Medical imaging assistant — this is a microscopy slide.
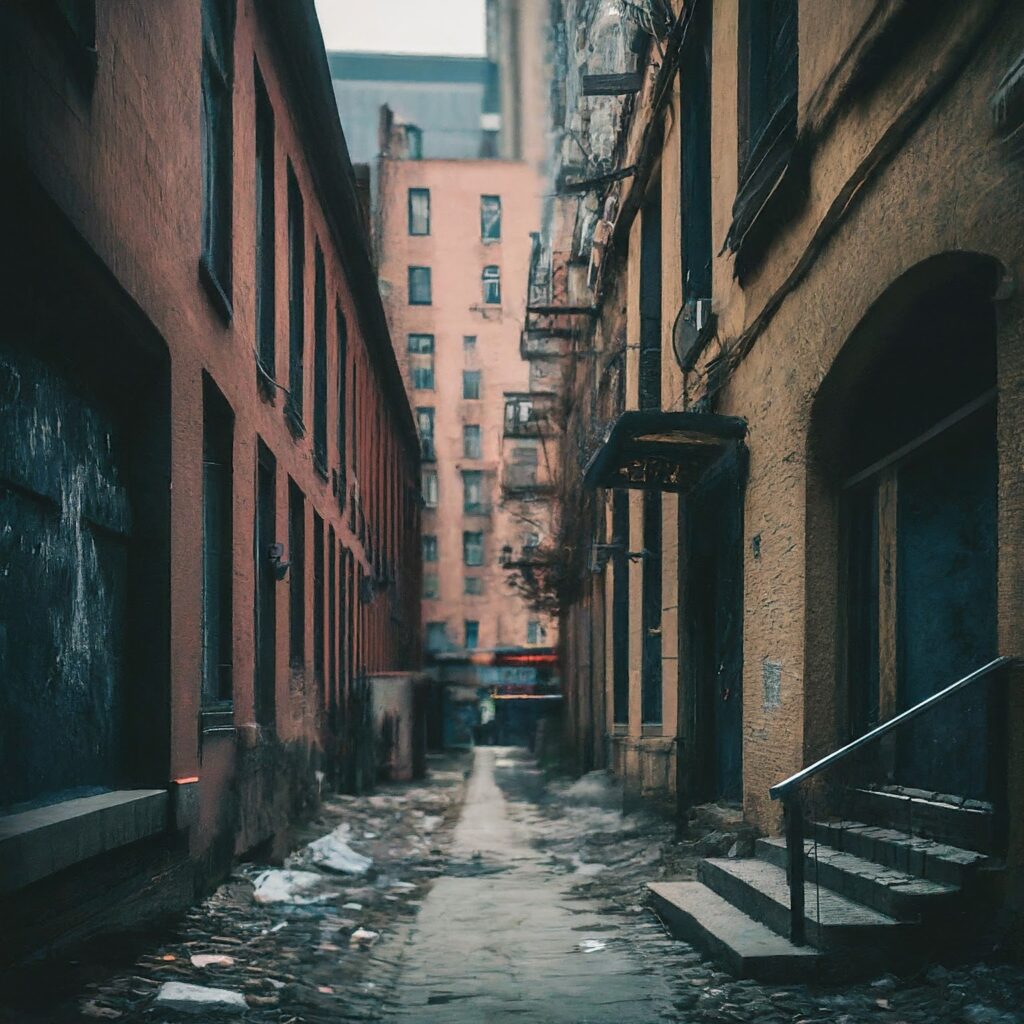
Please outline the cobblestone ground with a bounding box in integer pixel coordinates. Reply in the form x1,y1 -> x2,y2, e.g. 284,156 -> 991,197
4,748 -> 1024,1023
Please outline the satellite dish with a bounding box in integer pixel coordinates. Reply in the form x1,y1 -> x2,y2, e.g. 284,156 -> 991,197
672,297 -> 715,372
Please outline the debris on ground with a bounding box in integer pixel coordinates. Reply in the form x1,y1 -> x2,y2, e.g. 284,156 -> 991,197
297,823 -> 374,875
153,981 -> 247,1013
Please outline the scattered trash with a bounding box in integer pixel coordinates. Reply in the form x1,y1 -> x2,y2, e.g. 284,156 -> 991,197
160,954 -> 176,962
304,825 -> 373,875
389,881 -> 416,891
342,901 -> 363,911
421,815 -> 443,831
252,870 -> 340,905
317,985 -> 334,994
154,981 -> 247,1014
350,928 -> 380,947
190,954 -> 235,968
577,939 -> 607,953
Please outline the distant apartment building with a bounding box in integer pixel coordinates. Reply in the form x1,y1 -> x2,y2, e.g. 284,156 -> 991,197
330,44 -> 558,663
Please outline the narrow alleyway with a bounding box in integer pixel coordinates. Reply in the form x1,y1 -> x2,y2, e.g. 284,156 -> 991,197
389,747 -> 673,1021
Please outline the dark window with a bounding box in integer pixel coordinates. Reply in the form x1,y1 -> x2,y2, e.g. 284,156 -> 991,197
463,424 -> 481,459
417,407 -> 435,461
255,441 -> 276,725
328,526 -> 337,721
612,490 -> 629,725
463,335 -> 477,350
426,622 -> 447,651
423,534 -> 438,561
481,195 -> 501,241
313,243 -> 328,474
463,370 -> 481,399
639,186 -> 662,410
409,334 -> 435,390
464,576 -> 483,595
313,512 -> 324,691
409,266 -> 432,305
463,531 -> 484,566
504,395 -> 533,435
423,573 -> 439,599
288,479 -> 305,668
255,65 -> 276,389
527,620 -> 541,645
286,164 -> 305,431
408,188 -> 430,235
641,489 -> 662,724
482,265 -> 501,304
680,0 -> 713,304
337,305 -> 348,503
422,469 -> 438,508
463,470 -> 484,513
738,0 -> 798,185
465,620 -> 480,650
202,376 -> 233,706
200,0 -> 234,314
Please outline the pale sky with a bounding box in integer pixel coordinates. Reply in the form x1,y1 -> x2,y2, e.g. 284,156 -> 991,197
315,0 -> 486,56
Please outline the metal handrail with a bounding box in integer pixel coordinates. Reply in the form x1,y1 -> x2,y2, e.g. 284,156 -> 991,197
770,655 -> 1014,947
770,656 -> 1014,801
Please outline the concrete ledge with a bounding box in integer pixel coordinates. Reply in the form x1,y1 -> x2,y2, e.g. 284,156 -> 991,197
0,789 -> 169,891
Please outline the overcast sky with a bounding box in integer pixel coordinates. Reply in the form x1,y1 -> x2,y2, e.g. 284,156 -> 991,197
314,0 -> 486,56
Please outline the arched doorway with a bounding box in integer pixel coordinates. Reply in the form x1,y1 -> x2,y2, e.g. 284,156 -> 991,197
810,253 -> 1002,800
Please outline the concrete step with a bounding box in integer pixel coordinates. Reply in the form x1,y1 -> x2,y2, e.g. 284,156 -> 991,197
812,819 -> 991,888
647,881 -> 820,983
698,857 -> 910,952
847,787 -> 994,852
756,837 -> 959,919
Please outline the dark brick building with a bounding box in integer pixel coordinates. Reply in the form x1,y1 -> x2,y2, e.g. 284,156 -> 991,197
0,0 -> 421,960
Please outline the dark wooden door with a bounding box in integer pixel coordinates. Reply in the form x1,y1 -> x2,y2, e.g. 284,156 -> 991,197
686,448 -> 745,802
895,411 -> 997,798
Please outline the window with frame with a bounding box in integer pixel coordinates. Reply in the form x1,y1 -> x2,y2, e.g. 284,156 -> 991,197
480,195 -> 501,241
408,333 -> 435,390
482,265 -> 501,305
288,479 -> 305,668
422,468 -> 438,508
463,335 -> 477,350
202,376 -> 234,706
463,531 -> 484,566
464,620 -> 480,650
422,534 -> 438,562
254,65 -> 275,388
463,470 -> 484,513
527,619 -> 541,645
200,0 -> 235,313
423,573 -> 439,600
313,512 -> 324,687
738,0 -> 798,187
286,164 -> 305,431
417,407 -> 436,461
425,621 -> 447,651
408,188 -> 430,235
336,306 -> 348,502
313,242 -> 328,474
464,576 -> 483,596
462,370 -> 481,400
409,266 -> 432,305
463,424 -> 482,459
504,395 -> 533,435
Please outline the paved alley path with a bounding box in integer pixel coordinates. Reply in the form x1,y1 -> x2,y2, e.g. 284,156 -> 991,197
389,747 -> 674,1023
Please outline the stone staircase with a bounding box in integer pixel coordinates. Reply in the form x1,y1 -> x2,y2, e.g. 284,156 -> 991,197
648,788 -> 998,982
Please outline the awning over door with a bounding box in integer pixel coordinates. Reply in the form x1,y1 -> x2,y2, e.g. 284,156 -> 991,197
582,410 -> 747,492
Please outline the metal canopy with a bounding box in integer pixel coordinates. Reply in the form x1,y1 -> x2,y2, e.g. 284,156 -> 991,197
582,410 -> 747,492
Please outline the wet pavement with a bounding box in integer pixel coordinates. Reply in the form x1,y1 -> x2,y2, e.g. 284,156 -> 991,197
389,746 -> 674,1022
5,746 -> 1024,1023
